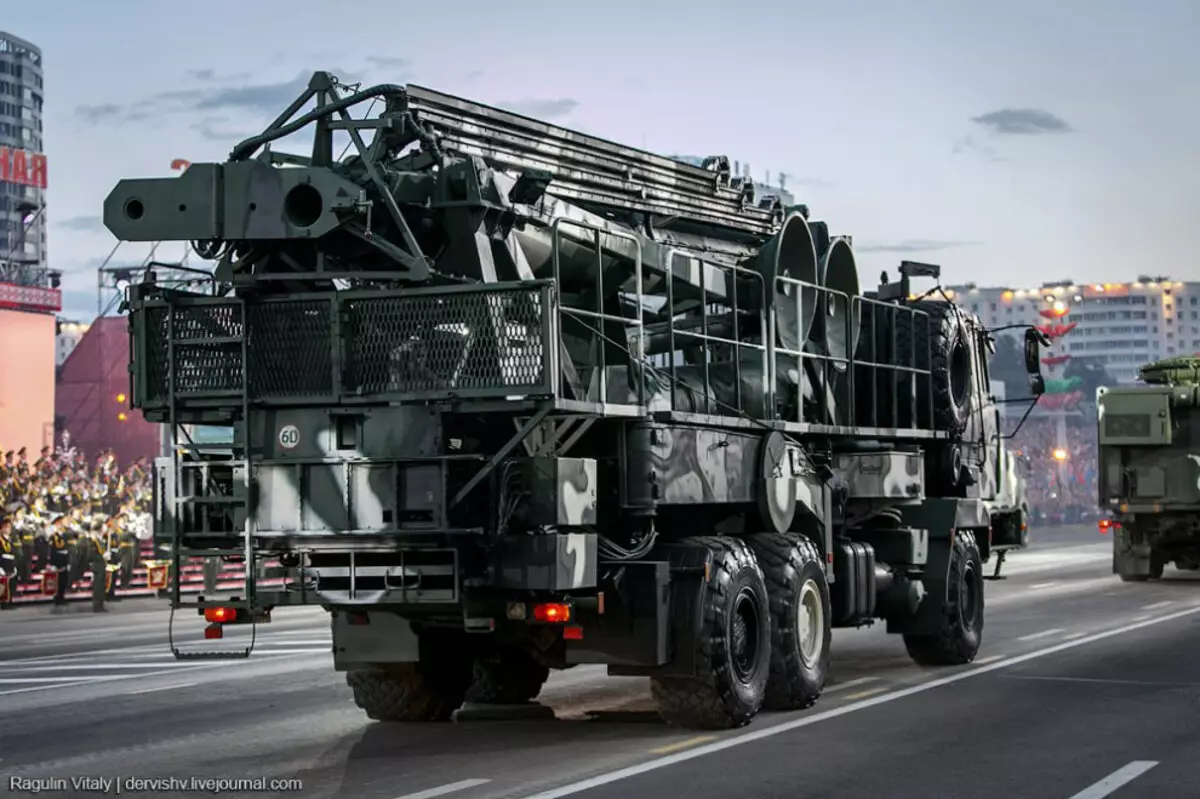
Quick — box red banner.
[0,147,48,189]
[1037,322,1077,338]
[0,282,61,313]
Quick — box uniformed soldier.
[0,516,16,609]
[86,526,108,613]
[9,500,32,584]
[116,508,138,590]
[47,515,72,607]
[104,517,123,602]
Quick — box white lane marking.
[1067,761,1158,799]
[0,680,95,697]
[989,577,1115,606]
[973,655,1004,665]
[393,779,491,799]
[522,606,1200,799]
[823,677,879,693]
[1018,628,1066,642]
[237,647,330,654]
[1003,675,1195,688]
[1002,555,1110,576]
[1062,632,1087,640]
[1030,582,1059,590]
[1131,615,1152,622]
[0,676,131,684]
[128,682,198,695]
[0,663,208,672]
[0,636,327,665]
[2,621,327,647]
[0,659,245,688]
[1142,601,1173,610]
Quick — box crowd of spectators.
[0,435,152,601]
[1009,413,1098,525]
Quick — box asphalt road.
[2,523,1198,799]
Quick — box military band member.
[104,517,123,602]
[87,526,108,613]
[0,516,16,609]
[117,509,138,589]
[48,514,72,606]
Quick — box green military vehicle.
[1097,355,1200,581]
[108,71,1045,730]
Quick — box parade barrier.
[7,540,285,605]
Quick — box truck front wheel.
[903,529,984,666]
[652,537,771,729]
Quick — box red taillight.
[533,603,571,624]
[346,612,370,626]
[563,625,584,641]
[1098,519,1112,532]
[204,606,238,623]
[203,623,223,639]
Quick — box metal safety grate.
[245,301,334,397]
[344,286,549,399]
[133,283,556,408]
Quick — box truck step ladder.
[163,296,260,660]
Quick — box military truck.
[982,434,1030,578]
[1097,355,1200,582]
[106,72,1045,730]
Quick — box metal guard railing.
[130,281,561,408]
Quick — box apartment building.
[946,277,1200,384]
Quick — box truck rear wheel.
[903,529,984,666]
[745,532,831,711]
[651,537,771,729]
[1118,553,1164,582]
[345,634,473,722]
[466,648,551,704]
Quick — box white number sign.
[278,424,300,449]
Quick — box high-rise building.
[947,276,1200,384]
[0,30,48,288]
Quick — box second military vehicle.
[1098,355,1200,582]
[108,71,1045,729]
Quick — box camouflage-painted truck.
[1098,355,1200,582]
[105,72,1046,730]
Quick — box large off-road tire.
[903,529,984,666]
[1117,572,1150,583]
[651,536,771,729]
[1118,552,1164,582]
[465,648,551,704]
[345,635,473,722]
[744,532,831,711]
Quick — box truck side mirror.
[1028,373,1045,397]
[1023,327,1046,375]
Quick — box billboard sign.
[0,147,47,189]
[0,281,60,312]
